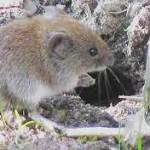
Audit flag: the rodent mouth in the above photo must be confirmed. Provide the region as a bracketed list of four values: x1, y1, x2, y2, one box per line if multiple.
[95, 62, 107, 72]
[97, 65, 107, 71]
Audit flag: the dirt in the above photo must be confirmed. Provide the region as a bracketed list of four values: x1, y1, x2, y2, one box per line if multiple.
[8, 137, 116, 150]
[0, 95, 143, 150]
[39, 95, 118, 128]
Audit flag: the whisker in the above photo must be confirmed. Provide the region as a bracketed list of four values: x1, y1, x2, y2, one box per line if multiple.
[104, 69, 111, 101]
[107, 67, 128, 94]
[97, 71, 102, 105]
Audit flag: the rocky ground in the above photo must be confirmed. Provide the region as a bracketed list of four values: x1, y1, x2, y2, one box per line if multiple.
[0, 95, 143, 150]
[0, 0, 150, 149]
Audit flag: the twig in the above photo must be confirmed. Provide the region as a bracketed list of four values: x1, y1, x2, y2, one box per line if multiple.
[108, 9, 127, 15]
[31, 113, 125, 137]
[30, 112, 150, 139]
[30, 113, 64, 131]
[64, 127, 125, 137]
[118, 95, 143, 101]
[0, 6, 21, 9]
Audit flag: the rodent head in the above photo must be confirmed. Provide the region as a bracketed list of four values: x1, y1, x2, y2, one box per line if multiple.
[44, 16, 114, 76]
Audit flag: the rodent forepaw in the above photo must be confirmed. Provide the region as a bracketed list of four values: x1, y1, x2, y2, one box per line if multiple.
[77, 74, 95, 87]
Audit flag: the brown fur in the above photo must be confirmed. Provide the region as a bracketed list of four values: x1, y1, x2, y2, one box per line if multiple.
[0, 8, 113, 109]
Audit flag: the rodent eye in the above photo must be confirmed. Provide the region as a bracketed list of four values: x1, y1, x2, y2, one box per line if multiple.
[89, 48, 98, 56]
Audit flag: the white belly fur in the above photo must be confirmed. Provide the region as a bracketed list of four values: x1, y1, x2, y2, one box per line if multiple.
[28, 83, 53, 104]
[28, 76, 78, 104]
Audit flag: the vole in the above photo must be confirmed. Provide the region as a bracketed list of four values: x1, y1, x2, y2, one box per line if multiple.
[0, 7, 113, 111]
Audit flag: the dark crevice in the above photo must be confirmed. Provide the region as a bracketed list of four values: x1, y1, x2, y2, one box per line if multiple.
[75, 67, 135, 106]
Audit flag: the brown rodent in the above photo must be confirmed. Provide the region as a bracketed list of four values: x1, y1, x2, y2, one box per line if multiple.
[0, 7, 113, 109]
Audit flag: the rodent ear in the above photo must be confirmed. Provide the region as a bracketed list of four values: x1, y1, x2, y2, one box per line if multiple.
[46, 31, 73, 59]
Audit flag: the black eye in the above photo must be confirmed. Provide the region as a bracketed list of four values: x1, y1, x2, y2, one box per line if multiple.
[89, 48, 98, 56]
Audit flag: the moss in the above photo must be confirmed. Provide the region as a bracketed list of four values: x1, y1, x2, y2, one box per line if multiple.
[77, 136, 99, 144]
[53, 109, 67, 122]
